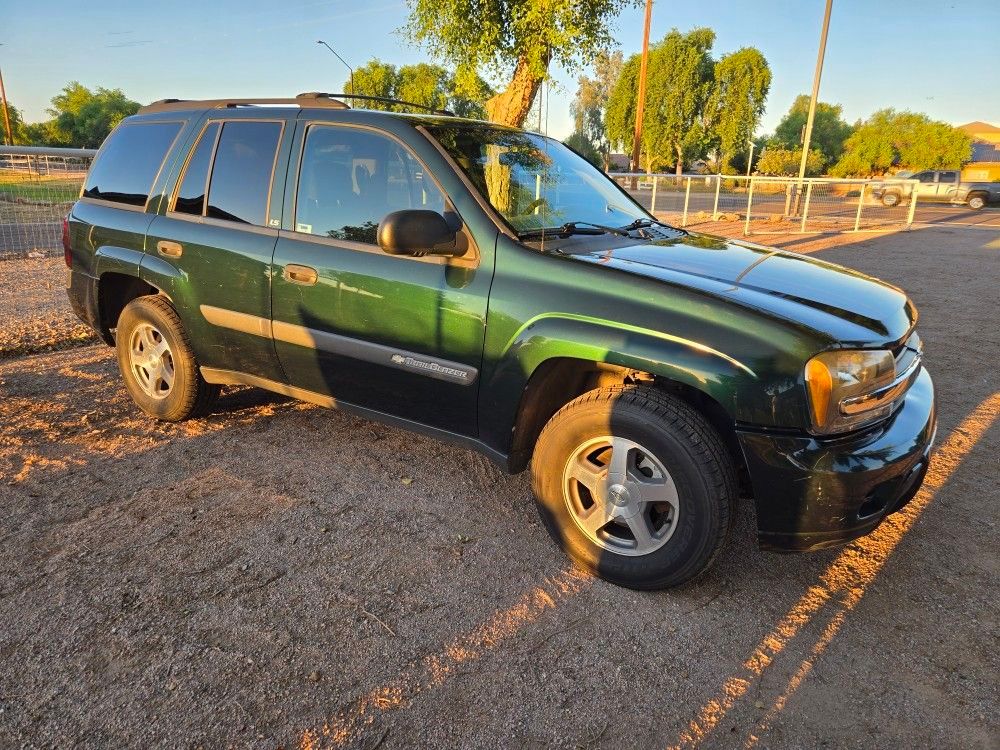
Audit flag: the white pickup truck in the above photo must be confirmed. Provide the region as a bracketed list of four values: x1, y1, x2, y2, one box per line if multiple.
[872, 169, 1000, 210]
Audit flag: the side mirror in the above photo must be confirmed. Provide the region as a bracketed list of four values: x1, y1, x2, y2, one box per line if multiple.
[377, 210, 461, 256]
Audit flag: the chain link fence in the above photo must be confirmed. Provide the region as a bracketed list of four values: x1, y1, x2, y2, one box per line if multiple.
[0, 146, 95, 257]
[610, 173, 920, 235]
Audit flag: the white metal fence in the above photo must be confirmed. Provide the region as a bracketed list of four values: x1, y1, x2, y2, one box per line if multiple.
[609, 173, 920, 235]
[0, 146, 95, 256]
[0, 146, 924, 257]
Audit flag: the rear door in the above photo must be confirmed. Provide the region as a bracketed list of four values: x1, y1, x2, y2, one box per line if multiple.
[143, 112, 292, 382]
[270, 121, 490, 436]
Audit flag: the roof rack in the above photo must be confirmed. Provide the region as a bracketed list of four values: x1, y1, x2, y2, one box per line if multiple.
[139, 92, 455, 116]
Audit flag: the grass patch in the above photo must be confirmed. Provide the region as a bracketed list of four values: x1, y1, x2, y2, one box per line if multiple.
[0, 171, 83, 203]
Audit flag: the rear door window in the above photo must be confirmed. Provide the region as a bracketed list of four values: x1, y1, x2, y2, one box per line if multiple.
[937, 171, 957, 183]
[206, 121, 282, 225]
[83, 121, 182, 206]
[172, 122, 220, 216]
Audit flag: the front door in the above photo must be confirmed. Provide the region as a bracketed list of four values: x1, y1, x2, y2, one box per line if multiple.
[270, 122, 491, 436]
[911, 171, 939, 202]
[143, 115, 290, 382]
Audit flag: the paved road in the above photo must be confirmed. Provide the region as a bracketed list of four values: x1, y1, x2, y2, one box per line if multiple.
[625, 188, 1000, 229]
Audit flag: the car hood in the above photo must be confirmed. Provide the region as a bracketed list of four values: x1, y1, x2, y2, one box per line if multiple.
[565, 231, 916, 346]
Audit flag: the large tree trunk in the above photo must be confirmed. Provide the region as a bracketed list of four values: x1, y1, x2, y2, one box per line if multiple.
[675, 143, 684, 177]
[486, 54, 548, 127]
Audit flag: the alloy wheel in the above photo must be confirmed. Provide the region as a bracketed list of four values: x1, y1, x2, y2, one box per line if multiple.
[562, 436, 680, 557]
[129, 322, 175, 399]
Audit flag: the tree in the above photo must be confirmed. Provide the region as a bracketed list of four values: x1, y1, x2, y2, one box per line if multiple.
[706, 48, 771, 173]
[346, 59, 492, 118]
[405, 0, 638, 127]
[44, 82, 139, 148]
[771, 94, 853, 165]
[0, 102, 32, 145]
[571, 51, 623, 169]
[564, 130, 603, 168]
[606, 28, 717, 175]
[830, 109, 973, 177]
[756, 146, 824, 176]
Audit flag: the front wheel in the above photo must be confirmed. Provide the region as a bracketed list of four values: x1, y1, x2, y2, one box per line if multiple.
[881, 191, 901, 207]
[115, 295, 219, 421]
[967, 193, 986, 210]
[531, 385, 737, 589]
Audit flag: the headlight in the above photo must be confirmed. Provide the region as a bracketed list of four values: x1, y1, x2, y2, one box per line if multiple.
[804, 349, 897, 435]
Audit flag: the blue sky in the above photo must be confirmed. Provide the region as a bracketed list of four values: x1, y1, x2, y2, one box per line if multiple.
[3, 0, 998, 140]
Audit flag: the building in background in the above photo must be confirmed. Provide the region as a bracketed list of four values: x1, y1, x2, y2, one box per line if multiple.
[959, 121, 1000, 182]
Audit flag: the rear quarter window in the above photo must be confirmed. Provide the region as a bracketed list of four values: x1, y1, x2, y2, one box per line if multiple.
[83, 121, 182, 206]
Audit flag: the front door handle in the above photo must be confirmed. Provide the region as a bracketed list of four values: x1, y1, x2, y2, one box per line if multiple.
[157, 240, 183, 258]
[284, 264, 318, 286]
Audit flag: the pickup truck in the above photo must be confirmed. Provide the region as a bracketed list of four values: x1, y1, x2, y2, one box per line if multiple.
[64, 93, 936, 589]
[873, 169, 999, 209]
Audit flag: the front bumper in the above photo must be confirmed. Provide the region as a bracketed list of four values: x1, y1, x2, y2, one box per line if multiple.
[738, 367, 936, 552]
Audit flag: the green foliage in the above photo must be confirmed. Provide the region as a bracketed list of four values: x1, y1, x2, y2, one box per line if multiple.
[756, 146, 824, 177]
[346, 59, 491, 118]
[830, 109, 973, 177]
[706, 48, 771, 173]
[563, 130, 603, 168]
[44, 82, 139, 148]
[606, 28, 770, 175]
[771, 94, 853, 164]
[571, 51, 622, 168]
[1, 101, 31, 145]
[405, 0, 639, 126]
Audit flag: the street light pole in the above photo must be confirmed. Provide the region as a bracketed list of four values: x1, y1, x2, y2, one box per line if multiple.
[746, 140, 755, 177]
[797, 0, 833, 183]
[316, 40, 354, 94]
[630, 0, 653, 180]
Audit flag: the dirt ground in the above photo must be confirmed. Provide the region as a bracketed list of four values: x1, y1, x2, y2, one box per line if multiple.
[0, 225, 997, 749]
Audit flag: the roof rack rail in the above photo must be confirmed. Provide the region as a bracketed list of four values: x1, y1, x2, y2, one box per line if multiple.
[305, 92, 455, 117]
[138, 92, 455, 116]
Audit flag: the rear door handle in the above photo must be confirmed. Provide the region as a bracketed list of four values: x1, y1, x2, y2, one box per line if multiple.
[283, 264, 318, 286]
[157, 240, 183, 258]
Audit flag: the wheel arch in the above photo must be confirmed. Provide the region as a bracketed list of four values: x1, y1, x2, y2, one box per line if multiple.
[96, 271, 163, 344]
[500, 315, 756, 481]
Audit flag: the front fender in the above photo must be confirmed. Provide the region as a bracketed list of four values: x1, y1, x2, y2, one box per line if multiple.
[477, 313, 760, 458]
[508, 313, 754, 414]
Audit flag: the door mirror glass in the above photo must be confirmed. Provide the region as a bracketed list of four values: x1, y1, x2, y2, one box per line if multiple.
[377, 210, 460, 256]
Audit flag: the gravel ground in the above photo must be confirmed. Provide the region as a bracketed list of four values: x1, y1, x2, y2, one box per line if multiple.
[0, 226, 997, 749]
[0, 255, 96, 357]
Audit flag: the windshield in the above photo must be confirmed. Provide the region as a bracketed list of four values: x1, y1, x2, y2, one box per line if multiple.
[425, 125, 649, 234]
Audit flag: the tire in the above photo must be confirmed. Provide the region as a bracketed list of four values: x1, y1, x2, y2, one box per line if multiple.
[881, 191, 901, 207]
[115, 295, 220, 421]
[967, 193, 986, 210]
[531, 385, 737, 589]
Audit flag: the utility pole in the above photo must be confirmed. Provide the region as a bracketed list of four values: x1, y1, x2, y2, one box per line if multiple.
[316, 40, 354, 94]
[797, 0, 833, 183]
[630, 0, 653, 182]
[746, 140, 756, 177]
[0, 44, 12, 146]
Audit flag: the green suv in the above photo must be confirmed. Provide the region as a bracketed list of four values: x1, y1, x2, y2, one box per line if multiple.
[65, 93, 936, 589]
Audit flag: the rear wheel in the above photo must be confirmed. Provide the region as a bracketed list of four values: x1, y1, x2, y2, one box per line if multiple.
[531, 385, 736, 589]
[115, 295, 219, 421]
[881, 191, 901, 207]
[967, 193, 986, 210]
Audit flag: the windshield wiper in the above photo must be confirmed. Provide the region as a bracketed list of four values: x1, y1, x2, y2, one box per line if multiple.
[518, 220, 631, 240]
[619, 217, 680, 232]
